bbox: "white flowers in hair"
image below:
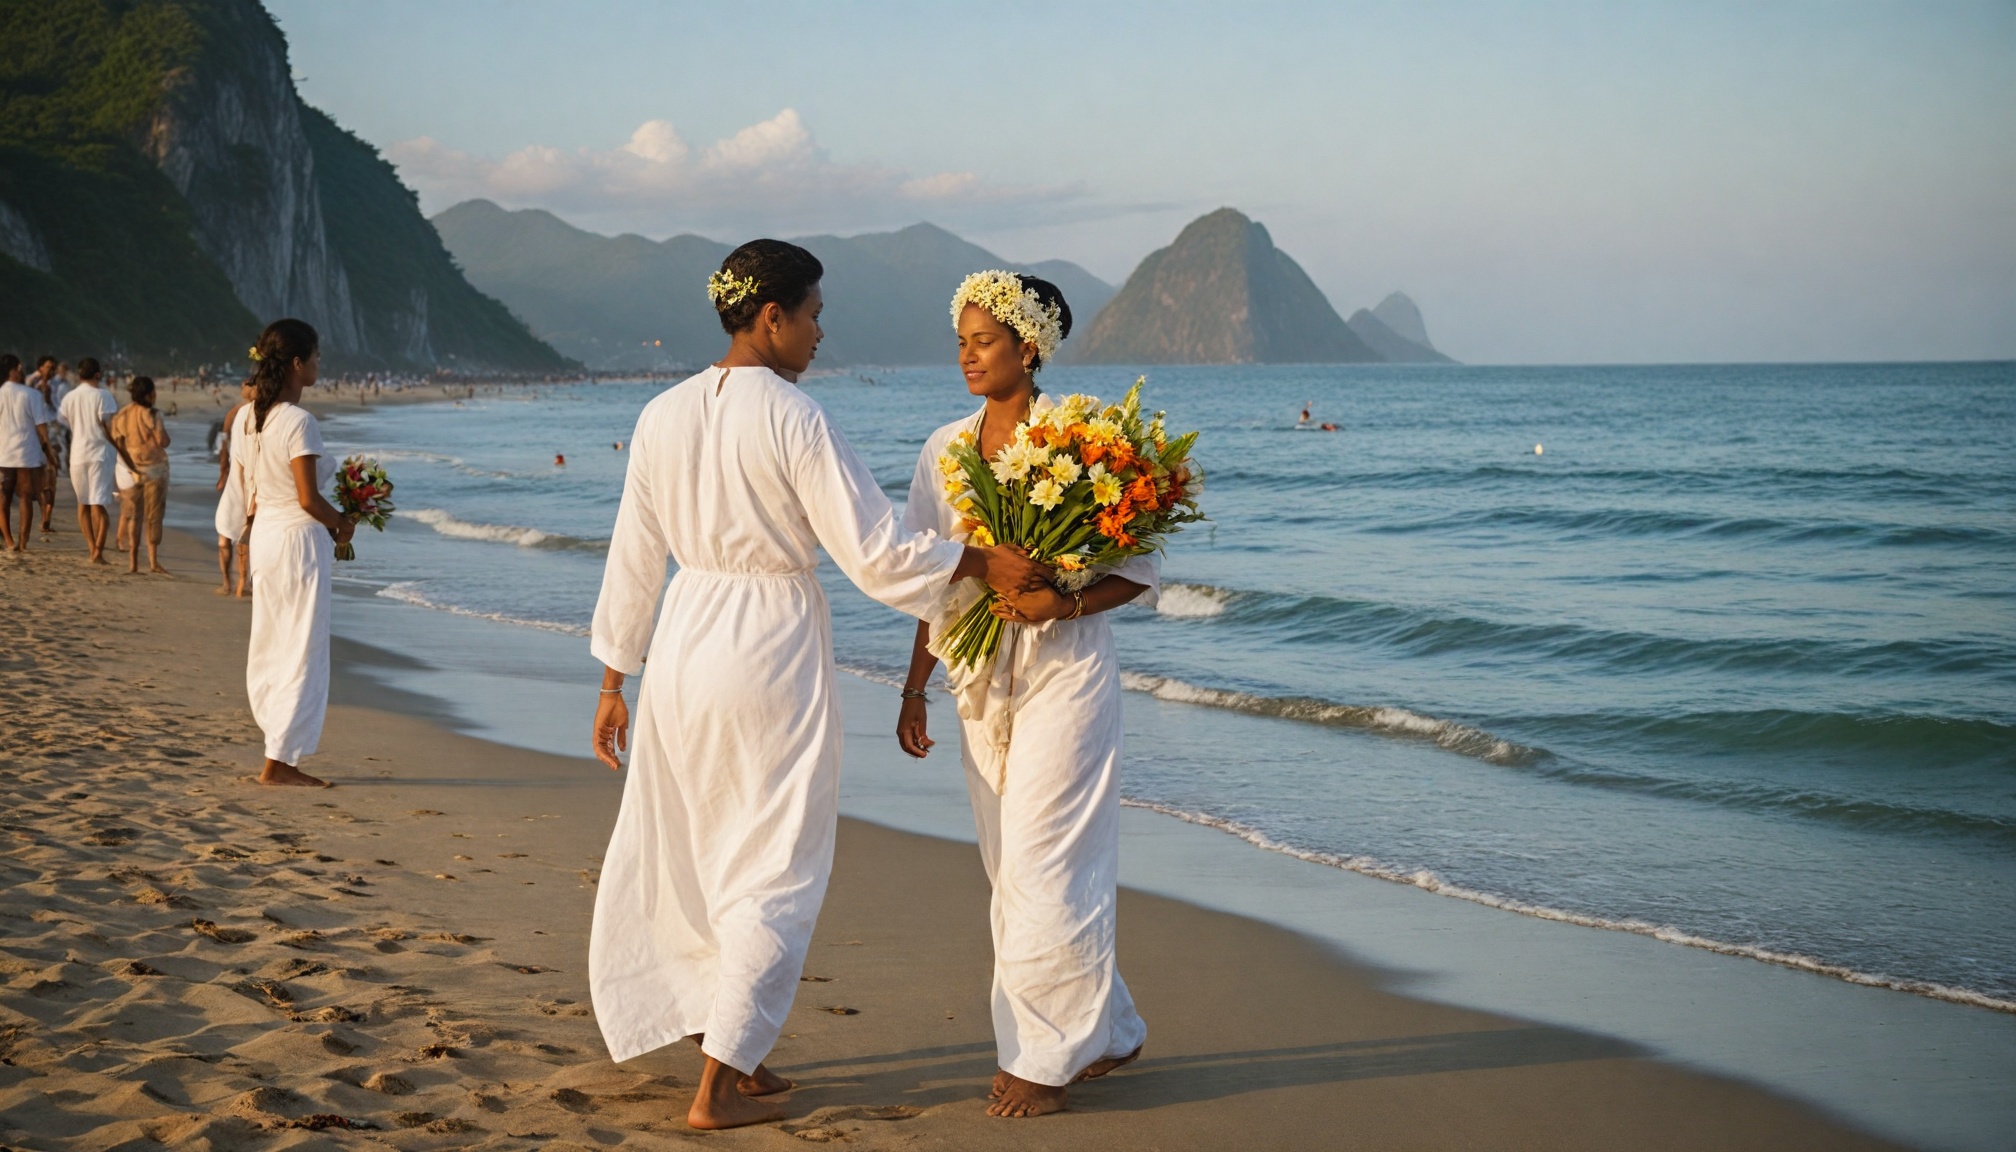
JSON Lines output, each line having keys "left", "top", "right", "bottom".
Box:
{"left": 950, "top": 270, "right": 1063, "bottom": 369}
{"left": 707, "top": 268, "right": 761, "bottom": 309}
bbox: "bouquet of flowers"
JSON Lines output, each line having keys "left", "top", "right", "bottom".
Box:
{"left": 934, "top": 377, "right": 1203, "bottom": 670}
{"left": 332, "top": 455, "right": 395, "bottom": 561}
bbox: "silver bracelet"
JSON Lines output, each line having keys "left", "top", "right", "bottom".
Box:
{"left": 599, "top": 687, "right": 625, "bottom": 695}
{"left": 900, "top": 688, "right": 928, "bottom": 700}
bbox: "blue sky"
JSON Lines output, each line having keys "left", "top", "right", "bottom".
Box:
{"left": 269, "top": 1, "right": 2015, "bottom": 364}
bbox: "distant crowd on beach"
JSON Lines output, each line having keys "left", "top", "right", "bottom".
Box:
{"left": 1, "top": 352, "right": 175, "bottom": 572}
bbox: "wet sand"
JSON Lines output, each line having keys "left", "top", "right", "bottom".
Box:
{"left": 0, "top": 518, "right": 1911, "bottom": 1150}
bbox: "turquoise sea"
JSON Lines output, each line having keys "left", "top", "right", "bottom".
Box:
{"left": 175, "top": 360, "right": 2016, "bottom": 1014}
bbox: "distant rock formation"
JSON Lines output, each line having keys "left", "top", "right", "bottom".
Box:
{"left": 0, "top": 0, "right": 566, "bottom": 370}
{"left": 432, "top": 206, "right": 1115, "bottom": 370}
{"left": 1070, "top": 209, "right": 1378, "bottom": 364}
{"left": 1346, "top": 298, "right": 1454, "bottom": 364}
{"left": 1373, "top": 292, "right": 1436, "bottom": 351}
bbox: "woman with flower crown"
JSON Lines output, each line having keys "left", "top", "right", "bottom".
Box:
{"left": 585, "top": 241, "right": 1051, "bottom": 1130}
{"left": 895, "top": 271, "right": 1156, "bottom": 1118}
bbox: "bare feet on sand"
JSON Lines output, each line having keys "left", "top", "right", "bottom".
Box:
{"left": 1072, "top": 1044, "right": 1142, "bottom": 1083}
{"left": 687, "top": 1056, "right": 786, "bottom": 1129}
{"left": 986, "top": 1071, "right": 1066, "bottom": 1118}
{"left": 738, "top": 1064, "right": 794, "bottom": 1097}
{"left": 258, "top": 760, "right": 329, "bottom": 787}
{"left": 149, "top": 564, "right": 170, "bottom": 575}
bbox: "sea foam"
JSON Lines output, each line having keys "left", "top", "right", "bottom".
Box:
{"left": 1120, "top": 671, "right": 1543, "bottom": 766}
{"left": 1156, "top": 582, "right": 1234, "bottom": 618}
{"left": 377, "top": 582, "right": 588, "bottom": 637}
{"left": 1119, "top": 797, "right": 2016, "bottom": 1015}
{"left": 406, "top": 508, "right": 607, "bottom": 553}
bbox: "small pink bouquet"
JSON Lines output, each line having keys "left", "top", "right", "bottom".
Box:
{"left": 332, "top": 455, "right": 395, "bottom": 561}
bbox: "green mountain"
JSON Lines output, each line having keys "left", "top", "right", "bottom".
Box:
{"left": 432, "top": 201, "right": 1116, "bottom": 370}
{"left": 0, "top": 0, "right": 567, "bottom": 372}
{"left": 1070, "top": 208, "right": 1380, "bottom": 365}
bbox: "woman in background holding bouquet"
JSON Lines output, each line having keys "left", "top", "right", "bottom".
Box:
{"left": 240, "top": 319, "right": 352, "bottom": 788}
{"left": 896, "top": 271, "right": 1200, "bottom": 1118}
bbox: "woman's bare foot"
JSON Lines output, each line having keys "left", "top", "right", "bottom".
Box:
{"left": 149, "top": 564, "right": 171, "bottom": 575}
{"left": 1072, "top": 1044, "right": 1142, "bottom": 1083}
{"left": 989, "top": 1069, "right": 1011, "bottom": 1099}
{"left": 215, "top": 584, "right": 232, "bottom": 595}
{"left": 259, "top": 760, "right": 328, "bottom": 787}
{"left": 986, "top": 1072, "right": 1066, "bottom": 1118}
{"left": 737, "top": 1064, "right": 794, "bottom": 1097}
{"left": 688, "top": 1056, "right": 785, "bottom": 1130}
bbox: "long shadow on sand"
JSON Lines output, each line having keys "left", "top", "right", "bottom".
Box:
{"left": 780, "top": 1027, "right": 1640, "bottom": 1112}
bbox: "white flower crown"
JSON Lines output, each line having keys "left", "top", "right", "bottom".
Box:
{"left": 707, "top": 268, "right": 761, "bottom": 309}
{"left": 950, "top": 270, "right": 1063, "bottom": 369}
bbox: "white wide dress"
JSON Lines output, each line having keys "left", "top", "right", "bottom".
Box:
{"left": 904, "top": 410, "right": 1158, "bottom": 1088}
{"left": 588, "top": 366, "right": 964, "bottom": 1073}
{"left": 58, "top": 383, "right": 119, "bottom": 507}
{"left": 214, "top": 405, "right": 252, "bottom": 542}
{"left": 241, "top": 403, "right": 335, "bottom": 764}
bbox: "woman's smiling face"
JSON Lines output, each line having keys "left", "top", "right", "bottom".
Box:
{"left": 957, "top": 303, "right": 1031, "bottom": 400}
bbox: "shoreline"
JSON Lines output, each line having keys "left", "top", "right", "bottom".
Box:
{"left": 0, "top": 508, "right": 1927, "bottom": 1149}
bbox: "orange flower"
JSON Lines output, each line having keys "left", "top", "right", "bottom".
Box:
{"left": 1080, "top": 441, "right": 1109, "bottom": 467}
{"left": 1128, "top": 475, "right": 1159, "bottom": 507}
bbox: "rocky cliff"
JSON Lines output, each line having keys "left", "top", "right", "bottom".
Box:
{"left": 1070, "top": 208, "right": 1378, "bottom": 364}
{"left": 0, "top": 0, "right": 565, "bottom": 370}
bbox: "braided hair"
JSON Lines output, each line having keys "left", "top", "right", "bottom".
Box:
{"left": 711, "top": 240, "right": 824, "bottom": 334}
{"left": 248, "top": 319, "right": 319, "bottom": 431}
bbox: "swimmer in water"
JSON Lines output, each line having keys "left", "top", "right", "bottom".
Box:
{"left": 1298, "top": 403, "right": 1312, "bottom": 426}
{"left": 1319, "top": 422, "right": 1338, "bottom": 432}
{"left": 555, "top": 453, "right": 566, "bottom": 467}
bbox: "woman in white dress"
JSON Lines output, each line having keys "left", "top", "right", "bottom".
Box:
{"left": 896, "top": 272, "right": 1154, "bottom": 1118}
{"left": 240, "top": 319, "right": 352, "bottom": 787}
{"left": 586, "top": 241, "right": 1049, "bottom": 1130}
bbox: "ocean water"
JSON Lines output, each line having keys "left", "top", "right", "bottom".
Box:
{"left": 255, "top": 361, "right": 2016, "bottom": 1013}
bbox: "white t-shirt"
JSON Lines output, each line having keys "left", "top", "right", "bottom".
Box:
{"left": 59, "top": 383, "right": 119, "bottom": 464}
{"left": 0, "top": 381, "right": 53, "bottom": 468}
{"left": 242, "top": 402, "right": 333, "bottom": 530}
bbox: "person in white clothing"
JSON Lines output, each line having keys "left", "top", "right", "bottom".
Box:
{"left": 26, "top": 355, "right": 64, "bottom": 536}
{"left": 895, "top": 273, "right": 1153, "bottom": 1118}
{"left": 58, "top": 357, "right": 120, "bottom": 564}
{"left": 0, "top": 354, "right": 55, "bottom": 552}
{"left": 240, "top": 319, "right": 353, "bottom": 787}
{"left": 585, "top": 240, "right": 1050, "bottom": 1131}
{"left": 213, "top": 381, "right": 257, "bottom": 596}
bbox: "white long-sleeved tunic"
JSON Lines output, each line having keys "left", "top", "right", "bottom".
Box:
{"left": 588, "top": 366, "right": 964, "bottom": 1072}
{"left": 905, "top": 410, "right": 1158, "bottom": 1087}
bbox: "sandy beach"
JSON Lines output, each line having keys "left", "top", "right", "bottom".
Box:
{"left": 0, "top": 506, "right": 1919, "bottom": 1151}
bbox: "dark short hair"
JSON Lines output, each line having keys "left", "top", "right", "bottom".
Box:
{"left": 712, "top": 239, "right": 823, "bottom": 334}
{"left": 129, "top": 376, "right": 155, "bottom": 401}
{"left": 0, "top": 354, "right": 18, "bottom": 379}
{"left": 1017, "top": 275, "right": 1074, "bottom": 371}
{"left": 36, "top": 354, "right": 55, "bottom": 368}
{"left": 77, "top": 356, "right": 101, "bottom": 381}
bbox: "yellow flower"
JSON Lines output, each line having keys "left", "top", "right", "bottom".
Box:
{"left": 1055, "top": 554, "right": 1087, "bottom": 571}
{"left": 1046, "top": 456, "right": 1082, "bottom": 485}
{"left": 1091, "top": 471, "right": 1124, "bottom": 507}
{"left": 1086, "top": 417, "right": 1122, "bottom": 442}
{"left": 1028, "top": 477, "right": 1065, "bottom": 510}
{"left": 954, "top": 496, "right": 978, "bottom": 516}
{"left": 970, "top": 524, "right": 995, "bottom": 547}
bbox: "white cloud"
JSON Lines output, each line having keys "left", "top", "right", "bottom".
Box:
{"left": 388, "top": 109, "right": 1096, "bottom": 238}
